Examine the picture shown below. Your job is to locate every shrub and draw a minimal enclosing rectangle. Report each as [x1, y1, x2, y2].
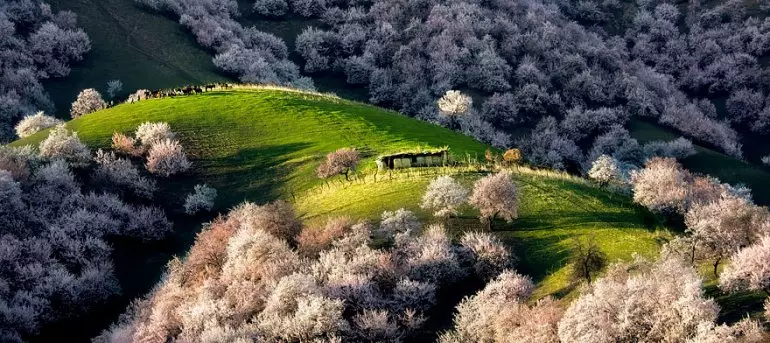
[183, 184, 217, 214]
[38, 124, 91, 166]
[70, 88, 107, 118]
[502, 148, 521, 165]
[14, 111, 62, 138]
[420, 175, 468, 217]
[145, 139, 191, 177]
[468, 172, 518, 227]
[135, 122, 176, 147]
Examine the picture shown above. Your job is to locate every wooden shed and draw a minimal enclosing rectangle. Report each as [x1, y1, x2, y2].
[377, 149, 450, 169]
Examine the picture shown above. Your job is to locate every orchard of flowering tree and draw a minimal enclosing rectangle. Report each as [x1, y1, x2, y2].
[3, 0, 770, 341]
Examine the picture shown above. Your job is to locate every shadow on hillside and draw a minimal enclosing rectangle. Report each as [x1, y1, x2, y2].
[199, 142, 312, 208]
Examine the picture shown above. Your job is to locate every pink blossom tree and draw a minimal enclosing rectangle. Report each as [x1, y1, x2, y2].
[685, 196, 770, 276]
[316, 147, 361, 181]
[719, 235, 770, 295]
[468, 172, 518, 229]
[630, 157, 691, 213]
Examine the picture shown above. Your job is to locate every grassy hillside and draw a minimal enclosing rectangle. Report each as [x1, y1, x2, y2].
[16, 87, 768, 341]
[13, 87, 669, 300]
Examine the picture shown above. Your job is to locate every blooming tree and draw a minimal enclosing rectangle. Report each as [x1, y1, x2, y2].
[93, 149, 156, 199]
[685, 195, 770, 276]
[587, 154, 622, 186]
[184, 184, 218, 214]
[106, 79, 123, 99]
[437, 90, 473, 117]
[135, 122, 176, 147]
[558, 256, 720, 342]
[14, 111, 62, 138]
[468, 172, 518, 228]
[420, 175, 468, 217]
[38, 125, 91, 166]
[70, 88, 107, 118]
[316, 147, 361, 181]
[719, 235, 770, 294]
[145, 139, 191, 177]
[631, 157, 691, 213]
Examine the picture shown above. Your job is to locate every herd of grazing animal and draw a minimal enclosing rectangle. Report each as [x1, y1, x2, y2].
[126, 83, 232, 103]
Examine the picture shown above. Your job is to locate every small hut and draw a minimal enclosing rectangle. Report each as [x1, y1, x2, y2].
[377, 148, 450, 170]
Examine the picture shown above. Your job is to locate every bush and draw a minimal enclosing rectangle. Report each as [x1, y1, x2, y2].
[14, 111, 62, 138]
[145, 139, 191, 177]
[183, 184, 217, 214]
[38, 125, 91, 166]
[70, 88, 107, 118]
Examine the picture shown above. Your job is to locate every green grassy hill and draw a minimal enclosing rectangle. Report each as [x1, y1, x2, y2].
[13, 87, 671, 302]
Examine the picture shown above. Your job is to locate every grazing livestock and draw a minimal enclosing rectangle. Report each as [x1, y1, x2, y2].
[204, 84, 216, 91]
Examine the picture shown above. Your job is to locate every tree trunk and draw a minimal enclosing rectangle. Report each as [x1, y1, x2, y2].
[713, 258, 721, 277]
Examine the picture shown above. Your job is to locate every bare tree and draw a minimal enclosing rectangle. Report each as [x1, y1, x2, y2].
[568, 236, 607, 284]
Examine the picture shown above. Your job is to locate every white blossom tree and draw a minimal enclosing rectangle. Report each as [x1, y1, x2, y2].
[184, 184, 218, 214]
[438, 90, 473, 121]
[719, 235, 770, 295]
[38, 124, 91, 166]
[14, 111, 62, 138]
[420, 175, 468, 217]
[631, 157, 691, 213]
[135, 122, 176, 148]
[558, 256, 720, 342]
[587, 154, 622, 186]
[685, 195, 770, 276]
[145, 139, 191, 177]
[70, 88, 107, 118]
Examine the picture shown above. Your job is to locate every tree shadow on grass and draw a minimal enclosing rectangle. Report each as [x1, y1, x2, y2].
[191, 142, 313, 208]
